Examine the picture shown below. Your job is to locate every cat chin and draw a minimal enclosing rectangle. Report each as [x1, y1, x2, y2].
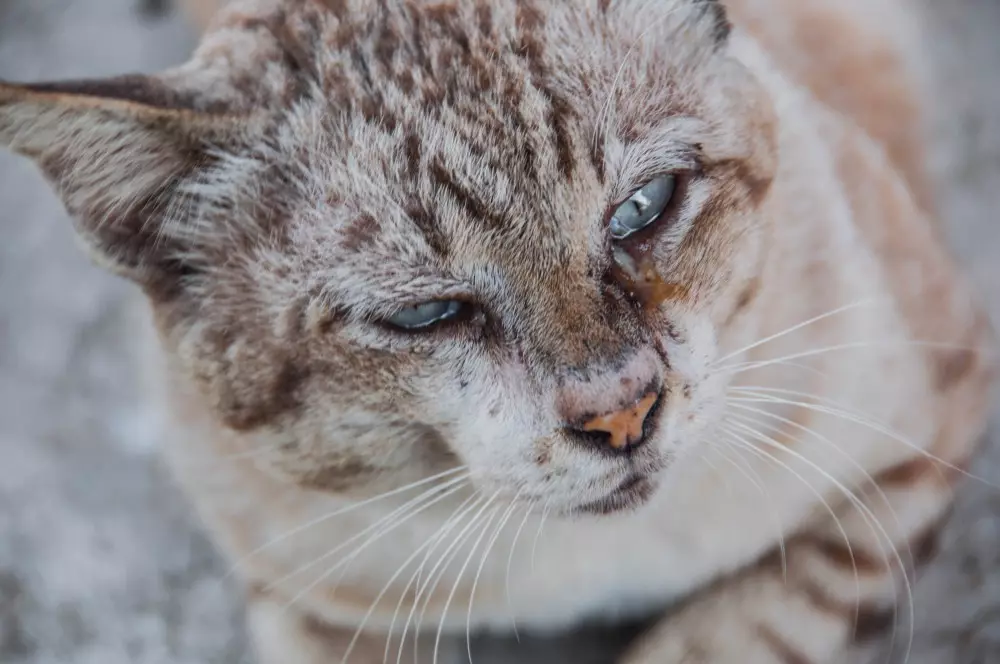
[571, 473, 660, 517]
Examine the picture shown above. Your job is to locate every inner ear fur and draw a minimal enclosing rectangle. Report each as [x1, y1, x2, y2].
[0, 75, 247, 297]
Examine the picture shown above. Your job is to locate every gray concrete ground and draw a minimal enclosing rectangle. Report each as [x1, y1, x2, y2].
[1, 1, 999, 663]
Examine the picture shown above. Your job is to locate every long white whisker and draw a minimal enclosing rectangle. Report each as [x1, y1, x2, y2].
[723, 420, 913, 659]
[383, 492, 480, 664]
[718, 339, 983, 378]
[412, 494, 498, 661]
[281, 478, 468, 613]
[223, 466, 466, 581]
[433, 496, 503, 664]
[708, 440, 787, 577]
[725, 398, 908, 538]
[725, 405, 914, 659]
[465, 495, 522, 664]
[504, 505, 533, 642]
[727, 391, 994, 489]
[267, 474, 468, 594]
[530, 502, 551, 573]
[713, 299, 882, 366]
[339, 488, 480, 664]
[395, 492, 486, 664]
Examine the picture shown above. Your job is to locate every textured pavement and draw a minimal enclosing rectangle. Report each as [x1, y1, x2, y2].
[1, 1, 1000, 663]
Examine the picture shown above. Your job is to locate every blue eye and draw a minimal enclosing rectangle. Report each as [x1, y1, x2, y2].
[385, 300, 465, 330]
[608, 175, 677, 240]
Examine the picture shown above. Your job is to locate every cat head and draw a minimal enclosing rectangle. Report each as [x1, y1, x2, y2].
[0, 0, 777, 515]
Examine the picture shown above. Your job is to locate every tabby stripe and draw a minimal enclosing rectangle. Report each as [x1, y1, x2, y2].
[542, 88, 576, 180]
[404, 199, 450, 257]
[801, 536, 886, 574]
[430, 157, 510, 229]
[851, 604, 897, 643]
[756, 624, 812, 664]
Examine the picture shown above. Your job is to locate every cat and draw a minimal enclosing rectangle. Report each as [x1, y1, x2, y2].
[1, 0, 995, 662]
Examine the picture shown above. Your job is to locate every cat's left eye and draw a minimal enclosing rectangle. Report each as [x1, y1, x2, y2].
[609, 175, 677, 240]
[384, 300, 466, 331]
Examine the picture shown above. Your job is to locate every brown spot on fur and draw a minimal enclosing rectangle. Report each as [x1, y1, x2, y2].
[798, 579, 851, 620]
[935, 348, 976, 391]
[403, 130, 422, 179]
[300, 459, 380, 493]
[756, 623, 811, 664]
[804, 536, 885, 573]
[723, 276, 763, 326]
[876, 457, 938, 486]
[734, 277, 761, 314]
[220, 359, 310, 432]
[610, 247, 690, 311]
[341, 215, 380, 251]
[852, 604, 896, 643]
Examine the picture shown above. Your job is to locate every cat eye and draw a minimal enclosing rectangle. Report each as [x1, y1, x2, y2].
[384, 300, 466, 331]
[608, 175, 677, 240]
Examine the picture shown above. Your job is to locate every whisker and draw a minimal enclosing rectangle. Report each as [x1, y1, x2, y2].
[504, 505, 534, 642]
[725, 405, 915, 660]
[713, 298, 883, 366]
[465, 495, 522, 664]
[339, 491, 485, 664]
[727, 390, 997, 490]
[222, 466, 467, 581]
[530, 502, 551, 573]
[707, 440, 788, 577]
[280, 478, 469, 614]
[266, 474, 468, 595]
[412, 494, 498, 661]
[394, 492, 486, 664]
[720, 423, 866, 634]
[718, 339, 985, 378]
[722, 420, 914, 658]
[383, 494, 478, 664]
[434, 498, 504, 664]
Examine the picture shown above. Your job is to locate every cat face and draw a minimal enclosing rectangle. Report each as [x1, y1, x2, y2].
[0, 0, 777, 515]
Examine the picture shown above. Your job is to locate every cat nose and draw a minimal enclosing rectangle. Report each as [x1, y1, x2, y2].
[572, 391, 661, 451]
[557, 348, 663, 454]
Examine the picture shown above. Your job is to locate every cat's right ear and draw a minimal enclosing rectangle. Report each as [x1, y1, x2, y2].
[0, 76, 246, 297]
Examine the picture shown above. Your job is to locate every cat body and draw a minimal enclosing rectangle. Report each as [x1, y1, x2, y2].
[1, 1, 994, 662]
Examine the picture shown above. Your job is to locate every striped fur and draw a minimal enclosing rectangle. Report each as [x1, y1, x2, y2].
[0, 0, 995, 662]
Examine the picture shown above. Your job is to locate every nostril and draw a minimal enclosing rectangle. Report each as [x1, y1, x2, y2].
[565, 428, 615, 451]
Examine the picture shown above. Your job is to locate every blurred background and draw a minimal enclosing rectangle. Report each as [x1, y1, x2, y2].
[1, 1, 1000, 663]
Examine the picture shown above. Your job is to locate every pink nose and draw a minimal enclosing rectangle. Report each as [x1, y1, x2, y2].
[579, 392, 660, 450]
[557, 349, 663, 453]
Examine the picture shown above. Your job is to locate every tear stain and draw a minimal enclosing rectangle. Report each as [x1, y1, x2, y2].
[611, 245, 688, 310]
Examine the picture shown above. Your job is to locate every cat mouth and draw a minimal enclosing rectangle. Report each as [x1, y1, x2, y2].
[575, 473, 656, 516]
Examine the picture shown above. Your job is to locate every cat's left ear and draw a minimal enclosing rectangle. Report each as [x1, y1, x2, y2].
[0, 75, 246, 296]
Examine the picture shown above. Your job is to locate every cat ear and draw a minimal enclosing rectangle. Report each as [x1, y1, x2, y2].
[693, 0, 731, 46]
[0, 75, 246, 296]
